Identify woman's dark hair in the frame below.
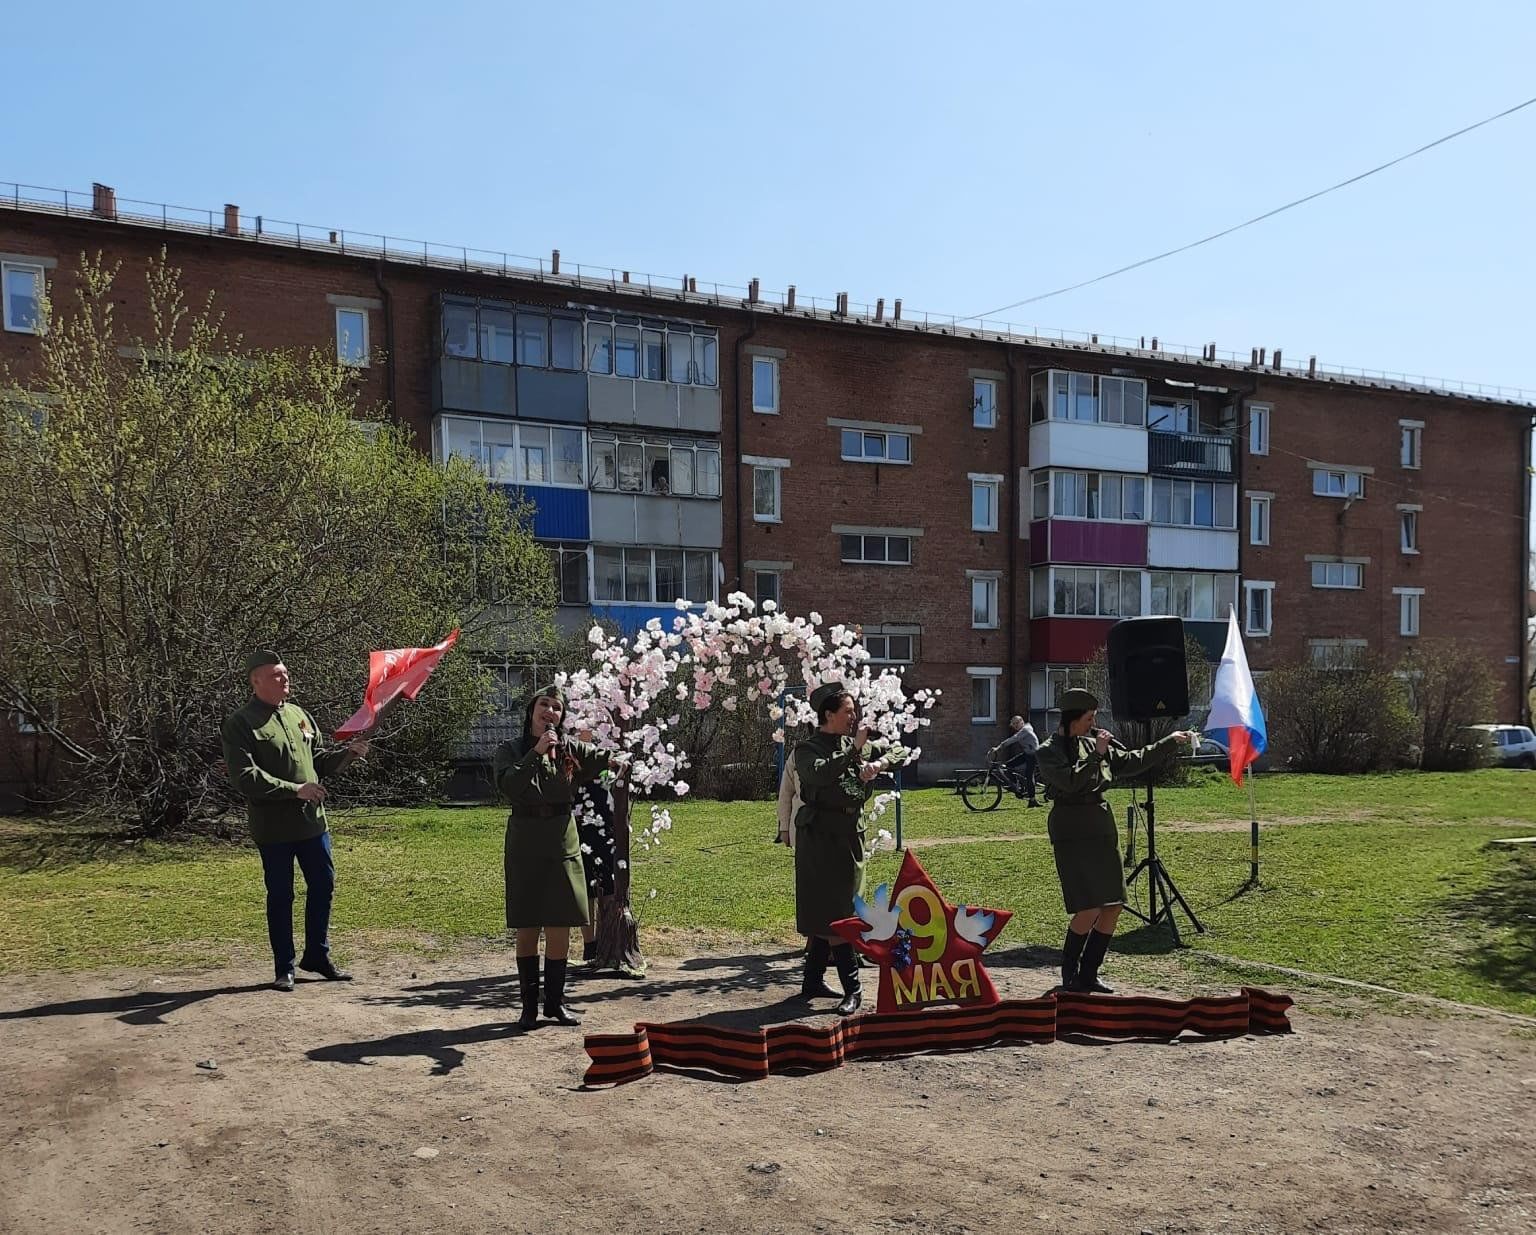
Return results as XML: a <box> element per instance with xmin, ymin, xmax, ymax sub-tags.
<box><xmin>816</xmin><ymin>691</ymin><xmax>853</xmax><ymax>726</ymax></box>
<box><xmin>1059</xmin><ymin>707</ymin><xmax>1089</xmax><ymax>735</ymax></box>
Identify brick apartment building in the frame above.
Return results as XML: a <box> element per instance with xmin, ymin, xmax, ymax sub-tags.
<box><xmin>1</xmin><ymin>182</ymin><xmax>1531</xmax><ymax>798</ymax></box>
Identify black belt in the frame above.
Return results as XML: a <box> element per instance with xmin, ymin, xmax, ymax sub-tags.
<box><xmin>515</xmin><ymin>803</ymin><xmax>573</xmax><ymax>819</ymax></box>
<box><xmin>814</xmin><ymin>804</ymin><xmax>863</xmax><ymax>818</ymax></box>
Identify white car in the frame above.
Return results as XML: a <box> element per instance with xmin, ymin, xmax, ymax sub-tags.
<box><xmin>1462</xmin><ymin>724</ymin><xmax>1536</xmax><ymax>769</ymax></box>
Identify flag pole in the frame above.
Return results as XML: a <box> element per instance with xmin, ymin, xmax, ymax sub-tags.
<box><xmin>1246</xmin><ymin>769</ymin><xmax>1259</xmax><ymax>886</ymax></box>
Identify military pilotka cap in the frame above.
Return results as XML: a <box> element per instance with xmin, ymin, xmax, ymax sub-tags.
<box><xmin>244</xmin><ymin>649</ymin><xmax>283</xmax><ymax>673</ymax></box>
<box><xmin>808</xmin><ymin>682</ymin><xmax>849</xmax><ymax>711</ymax></box>
<box><xmin>1058</xmin><ymin>688</ymin><xmax>1100</xmax><ymax>711</ymax></box>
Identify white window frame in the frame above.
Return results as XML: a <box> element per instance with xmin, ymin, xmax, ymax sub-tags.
<box><xmin>2</xmin><ymin>261</ymin><xmax>45</xmax><ymax>335</ymax></box>
<box><xmin>1243</xmin><ymin>581</ymin><xmax>1274</xmax><ymax>637</ymax></box>
<box><xmin>588</xmin><ymin>432</ymin><xmax>720</xmax><ymax>499</ymax></box>
<box><xmin>1150</xmin><ymin>477</ymin><xmax>1239</xmax><ymax>530</ymax></box>
<box><xmin>1249</xmin><ymin>493</ymin><xmax>1271</xmax><ymax>546</ymax></box>
<box><xmin>335</xmin><ymin>307</ymin><xmax>369</xmax><ymax>367</ymax></box>
<box><xmin>590</xmin><ymin>545</ymin><xmax>718</xmax><ymax>606</ymax></box>
<box><xmin>1248</xmin><ymin>403</ymin><xmax>1270</xmax><ymax>456</ymax></box>
<box><xmin>1398</xmin><ymin>504</ymin><xmax>1421</xmax><ymax>555</ymax></box>
<box><xmin>967</xmin><ymin>667</ymin><xmax>1002</xmax><ymax>725</ymax></box>
<box><xmin>752</xmin><ymin>465</ymin><xmax>782</xmax><ymax>523</ymax></box>
<box><xmin>1038</xmin><ymin>469</ymin><xmax>1148</xmax><ymax>523</ymax></box>
<box><xmin>839</xmin><ymin>532</ymin><xmax>914</xmax><ymax>566</ymax></box>
<box><xmin>970</xmin><ymin>573</ymin><xmax>1000</xmax><ymax>629</ymax></box>
<box><xmin>1394</xmin><ymin>587</ymin><xmax>1423</xmax><ymax>637</ymax></box>
<box><xmin>1034</xmin><ymin>566</ymin><xmax>1149</xmax><ymax>620</ymax></box>
<box><xmin>1147</xmin><ymin>570</ymin><xmax>1238</xmax><ymax>621</ymax></box>
<box><xmin>1312</xmin><ymin>468</ymin><xmax>1366</xmax><ymax>499</ymax></box>
<box><xmin>972</xmin><ymin>378</ymin><xmax>998</xmax><ymax>430</ymax></box>
<box><xmin>1399</xmin><ymin>420</ymin><xmax>1423</xmax><ymax>470</ymax></box>
<box><xmin>751</xmin><ymin>355</ymin><xmax>779</xmax><ymax>413</ymax></box>
<box><xmin>435</xmin><ymin>415</ymin><xmax>588</xmax><ymax>489</ymax></box>
<box><xmin>970</xmin><ymin>474</ymin><xmax>1001</xmax><ymax>532</ymax></box>
<box><xmin>840</xmin><ymin>428</ymin><xmax>913</xmax><ymax>465</ymax></box>
<box><xmin>1310</xmin><ymin>560</ymin><xmax>1364</xmax><ymax>589</ymax></box>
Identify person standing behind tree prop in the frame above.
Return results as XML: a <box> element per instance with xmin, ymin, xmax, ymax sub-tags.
<box><xmin>793</xmin><ymin>682</ymin><xmax>909</xmax><ymax>1015</ymax></box>
<box><xmin>494</xmin><ymin>685</ymin><xmax>620</xmax><ymax>1028</ymax></box>
<box><xmin>1034</xmin><ymin>688</ymin><xmax>1197</xmax><ymax>994</ymax></box>
<box><xmin>221</xmin><ymin>650</ymin><xmax>370</xmax><ymax>993</ymax></box>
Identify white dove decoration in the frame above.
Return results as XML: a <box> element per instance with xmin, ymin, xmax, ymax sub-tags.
<box><xmin>853</xmin><ymin>882</ymin><xmax>902</xmax><ymax>942</ymax></box>
<box><xmin>953</xmin><ymin>905</ymin><xmax>995</xmax><ymax>947</ymax></box>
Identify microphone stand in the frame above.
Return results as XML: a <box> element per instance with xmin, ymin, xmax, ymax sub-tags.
<box><xmin>1118</xmin><ymin>728</ymin><xmax>1204</xmax><ymax>943</ymax></box>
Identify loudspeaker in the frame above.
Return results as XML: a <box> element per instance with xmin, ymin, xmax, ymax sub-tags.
<box><xmin>1107</xmin><ymin>616</ymin><xmax>1189</xmax><ymax>721</ymax></box>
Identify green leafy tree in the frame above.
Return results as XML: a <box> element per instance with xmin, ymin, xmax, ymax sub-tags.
<box><xmin>0</xmin><ymin>254</ymin><xmax>554</xmax><ymax>832</ymax></box>
<box><xmin>1261</xmin><ymin>651</ymin><xmax>1416</xmax><ymax>773</ymax></box>
<box><xmin>1398</xmin><ymin>640</ymin><xmax>1498</xmax><ymax>771</ymax></box>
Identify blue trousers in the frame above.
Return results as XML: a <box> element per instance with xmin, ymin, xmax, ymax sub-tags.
<box><xmin>257</xmin><ymin>832</ymin><xmax>335</xmax><ymax>977</ymax></box>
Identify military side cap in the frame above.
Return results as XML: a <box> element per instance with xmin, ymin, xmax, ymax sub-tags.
<box><xmin>244</xmin><ymin>649</ymin><xmax>283</xmax><ymax>673</ymax></box>
<box><xmin>809</xmin><ymin>682</ymin><xmax>848</xmax><ymax>711</ymax></box>
<box><xmin>1058</xmin><ymin>687</ymin><xmax>1100</xmax><ymax>712</ymax></box>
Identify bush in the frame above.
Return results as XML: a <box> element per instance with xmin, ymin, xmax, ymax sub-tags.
<box><xmin>1397</xmin><ymin>641</ymin><xmax>1499</xmax><ymax>771</ymax></box>
<box><xmin>1262</xmin><ymin>653</ymin><xmax>1416</xmax><ymax>772</ymax></box>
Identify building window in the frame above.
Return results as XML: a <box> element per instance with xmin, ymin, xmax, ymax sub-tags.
<box><xmin>840</xmin><ymin>428</ymin><xmax>912</xmax><ymax>464</ymax></box>
<box><xmin>971</xmin><ymin>476</ymin><xmax>1000</xmax><ymax>532</ymax></box>
<box><xmin>1308</xmin><ymin>639</ymin><xmax>1367</xmax><ymax>670</ymax></box>
<box><xmin>1311</xmin><ymin>561</ymin><xmax>1364</xmax><ymax>589</ymax></box>
<box><xmin>864</xmin><ymin>633</ymin><xmax>916</xmax><ymax>664</ymax></box>
<box><xmin>973</xmin><ymin>378</ymin><xmax>998</xmax><ymax>429</ymax></box>
<box><xmin>1148</xmin><ymin>571</ymin><xmax>1239</xmax><ymax>621</ymax></box>
<box><xmin>3</xmin><ymin>262</ymin><xmax>44</xmax><ymax>334</ymax></box>
<box><xmin>1400</xmin><ymin>508</ymin><xmax>1420</xmax><ymax>554</ymax></box>
<box><xmin>1248</xmin><ymin>403</ymin><xmax>1270</xmax><ymax>455</ymax></box>
<box><xmin>1400</xmin><ymin>421</ymin><xmax>1423</xmax><ymax>470</ymax></box>
<box><xmin>335</xmin><ymin>308</ymin><xmax>369</xmax><ymax>367</ymax></box>
<box><xmin>753</xmin><ymin>466</ymin><xmax>781</xmax><ymax>522</ymax></box>
<box><xmin>1148</xmin><ymin>398</ymin><xmax>1196</xmax><ymax>433</ymax></box>
<box><xmin>1395</xmin><ymin>588</ymin><xmax>1423</xmax><ymax>637</ymax></box>
<box><xmin>1249</xmin><ymin>495</ymin><xmax>1271</xmax><ymax>546</ymax></box>
<box><xmin>546</xmin><ymin>544</ymin><xmax>591</xmax><ymax>605</ymax></box>
<box><xmin>752</xmin><ymin>356</ymin><xmax>779</xmax><ymax>413</ymax></box>
<box><xmin>1031</xmin><ymin>666</ymin><xmax>1088</xmax><ymax>712</ymax></box>
<box><xmin>435</xmin><ymin>416</ymin><xmax>587</xmax><ymax>488</ymax></box>
<box><xmin>1029</xmin><ymin>370</ymin><xmax>1147</xmax><ymax>426</ymax></box>
<box><xmin>840</xmin><ymin>533</ymin><xmax>913</xmax><ymax>565</ymax></box>
<box><xmin>1032</xmin><ymin>566</ymin><xmax>1146</xmax><ymax>619</ymax></box>
<box><xmin>592</xmin><ymin>546</ymin><xmax>716</xmax><ymax>605</ymax></box>
<box><xmin>1150</xmin><ymin>478</ymin><xmax>1238</xmax><ymax>529</ymax></box>
<box><xmin>588</xmin><ymin>434</ymin><xmax>720</xmax><ymax>498</ymax></box>
<box><xmin>1243</xmin><ymin>581</ymin><xmax>1274</xmax><ymax>637</ymax></box>
<box><xmin>971</xmin><ymin>576</ymin><xmax>1000</xmax><ymax>628</ymax></box>
<box><xmin>968</xmin><ymin>670</ymin><xmax>1000</xmax><ymax>724</ymax></box>
<box><xmin>754</xmin><ymin>570</ymin><xmax>780</xmax><ymax>610</ymax></box>
<box><xmin>1312</xmin><ymin>469</ymin><xmax>1365</xmax><ymax>499</ymax></box>
<box><xmin>1036</xmin><ymin>470</ymin><xmax>1147</xmax><ymax>522</ymax></box>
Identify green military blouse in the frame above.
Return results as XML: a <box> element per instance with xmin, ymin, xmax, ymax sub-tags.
<box><xmin>221</xmin><ymin>698</ymin><xmax>352</xmax><ymax>845</ymax></box>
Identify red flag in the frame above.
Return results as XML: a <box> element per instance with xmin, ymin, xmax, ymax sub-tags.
<box><xmin>333</xmin><ymin>629</ymin><xmax>460</xmax><ymax>739</ymax></box>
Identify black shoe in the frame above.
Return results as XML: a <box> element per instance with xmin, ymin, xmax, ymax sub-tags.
<box><xmin>581</xmin><ymin>938</ymin><xmax>598</xmax><ymax>964</ymax></box>
<box><xmin>516</xmin><ymin>955</ymin><xmax>540</xmax><ymax>1029</ymax></box>
<box><xmin>799</xmin><ymin>937</ymin><xmax>838</xmax><ymax>998</ymax></box>
<box><xmin>1074</xmin><ymin>929</ymin><xmax>1115</xmax><ymax>995</ymax></box>
<box><xmin>298</xmin><ymin>958</ymin><xmax>353</xmax><ymax>982</ymax></box>
<box><xmin>273</xmin><ymin>972</ymin><xmax>295</xmax><ymax>992</ymax></box>
<box><xmin>1073</xmin><ymin>976</ymin><xmax>1115</xmax><ymax>995</ymax></box>
<box><xmin>832</xmin><ymin>943</ymin><xmax>863</xmax><ymax>1017</ymax></box>
<box><xmin>542</xmin><ymin>958</ymin><xmax>582</xmax><ymax>1026</ymax></box>
<box><xmin>1060</xmin><ymin>929</ymin><xmax>1089</xmax><ymax>991</ymax></box>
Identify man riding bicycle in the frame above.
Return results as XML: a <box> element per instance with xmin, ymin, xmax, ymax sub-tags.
<box><xmin>988</xmin><ymin>715</ymin><xmax>1040</xmax><ymax>807</ymax></box>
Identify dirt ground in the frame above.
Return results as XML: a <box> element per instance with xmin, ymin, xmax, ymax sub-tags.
<box><xmin>2</xmin><ymin>944</ymin><xmax>1534</xmax><ymax>1235</ymax></box>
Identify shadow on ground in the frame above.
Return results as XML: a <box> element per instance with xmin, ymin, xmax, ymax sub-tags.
<box><xmin>1443</xmin><ymin>845</ymin><xmax>1536</xmax><ymax>995</ymax></box>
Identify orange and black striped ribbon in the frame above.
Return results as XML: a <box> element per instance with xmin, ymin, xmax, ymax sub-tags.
<box><xmin>581</xmin><ymin>987</ymin><xmax>1293</xmax><ymax>1087</ymax></box>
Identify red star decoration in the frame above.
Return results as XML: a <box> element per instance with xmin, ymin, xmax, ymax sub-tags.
<box><xmin>830</xmin><ymin>849</ymin><xmax>1012</xmax><ymax>1015</ymax></box>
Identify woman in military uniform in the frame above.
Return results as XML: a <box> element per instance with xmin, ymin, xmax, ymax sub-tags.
<box><xmin>494</xmin><ymin>685</ymin><xmax>618</xmax><ymax>1028</ymax></box>
<box><xmin>792</xmin><ymin>682</ymin><xmax>907</xmax><ymax>1015</ymax></box>
<box><xmin>1034</xmin><ymin>688</ymin><xmax>1196</xmax><ymax>994</ymax></box>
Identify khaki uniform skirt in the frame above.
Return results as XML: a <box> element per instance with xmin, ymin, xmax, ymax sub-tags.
<box><xmin>1046</xmin><ymin>799</ymin><xmax>1126</xmax><ymax>913</ymax></box>
<box><xmin>504</xmin><ymin>806</ymin><xmax>590</xmax><ymax>929</ymax></box>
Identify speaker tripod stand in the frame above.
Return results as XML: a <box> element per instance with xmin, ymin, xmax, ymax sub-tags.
<box><xmin>1122</xmin><ymin>779</ymin><xmax>1203</xmax><ymax>942</ymax></box>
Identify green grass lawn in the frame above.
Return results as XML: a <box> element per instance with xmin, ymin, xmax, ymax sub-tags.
<box><xmin>2</xmin><ymin>771</ymin><xmax>1533</xmax><ymax>1013</ymax></box>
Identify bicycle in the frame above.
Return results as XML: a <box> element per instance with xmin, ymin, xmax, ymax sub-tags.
<box><xmin>958</xmin><ymin>755</ymin><xmax>1037</xmax><ymax>812</ymax></box>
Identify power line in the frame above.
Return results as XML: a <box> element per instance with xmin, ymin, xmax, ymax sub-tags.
<box><xmin>967</xmin><ymin>94</ymin><xmax>1536</xmax><ymax>320</ymax></box>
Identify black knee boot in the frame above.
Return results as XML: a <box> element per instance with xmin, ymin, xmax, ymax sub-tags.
<box><xmin>800</xmin><ymin>936</ymin><xmax>838</xmax><ymax>999</ymax></box>
<box><xmin>1061</xmin><ymin>929</ymin><xmax>1089</xmax><ymax>991</ymax></box>
<box><xmin>543</xmin><ymin>958</ymin><xmax>581</xmax><ymax>1026</ymax></box>
<box><xmin>1075</xmin><ymin>929</ymin><xmax>1115</xmax><ymax>994</ymax></box>
<box><xmin>832</xmin><ymin>943</ymin><xmax>863</xmax><ymax>1017</ymax></box>
<box><xmin>516</xmin><ymin>955</ymin><xmax>540</xmax><ymax>1029</ymax></box>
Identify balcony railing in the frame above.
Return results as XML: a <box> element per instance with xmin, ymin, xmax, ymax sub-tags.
<box><xmin>1148</xmin><ymin>431</ymin><xmax>1235</xmax><ymax>479</ymax></box>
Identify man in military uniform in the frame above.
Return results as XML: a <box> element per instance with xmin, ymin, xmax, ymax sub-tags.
<box><xmin>221</xmin><ymin>650</ymin><xmax>370</xmax><ymax>991</ymax></box>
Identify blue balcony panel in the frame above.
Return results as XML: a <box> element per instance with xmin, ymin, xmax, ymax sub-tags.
<box><xmin>501</xmin><ymin>483</ymin><xmax>589</xmax><ymax>541</ymax></box>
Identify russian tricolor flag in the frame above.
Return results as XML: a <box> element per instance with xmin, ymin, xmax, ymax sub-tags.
<box><xmin>1204</xmin><ymin>607</ymin><xmax>1267</xmax><ymax>786</ymax></box>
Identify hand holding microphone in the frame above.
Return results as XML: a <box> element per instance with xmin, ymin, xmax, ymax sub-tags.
<box><xmin>534</xmin><ymin>723</ymin><xmax>560</xmax><ymax>758</ymax></box>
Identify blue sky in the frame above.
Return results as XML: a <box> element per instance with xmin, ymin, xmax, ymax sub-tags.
<box><xmin>7</xmin><ymin>0</ymin><xmax>1536</xmax><ymax>394</ymax></box>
